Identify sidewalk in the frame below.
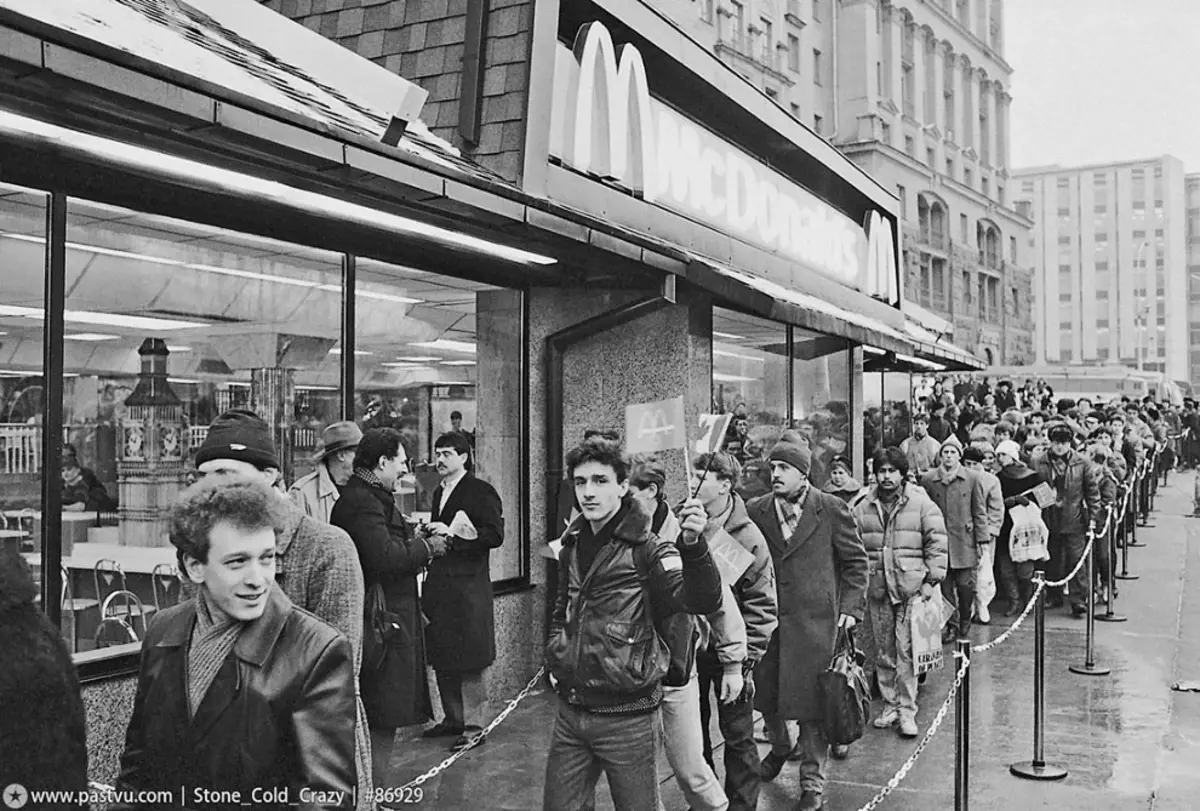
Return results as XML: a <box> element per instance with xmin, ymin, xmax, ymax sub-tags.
<box><xmin>383</xmin><ymin>471</ymin><xmax>1200</xmax><ymax>810</ymax></box>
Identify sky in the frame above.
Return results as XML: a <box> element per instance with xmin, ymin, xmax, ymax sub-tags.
<box><xmin>1006</xmin><ymin>0</ymin><xmax>1200</xmax><ymax>173</ymax></box>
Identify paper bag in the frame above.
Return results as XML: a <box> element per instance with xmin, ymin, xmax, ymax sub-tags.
<box><xmin>448</xmin><ymin>510</ymin><xmax>478</xmax><ymax>540</ymax></box>
<box><xmin>911</xmin><ymin>595</ymin><xmax>945</xmax><ymax>675</ymax></box>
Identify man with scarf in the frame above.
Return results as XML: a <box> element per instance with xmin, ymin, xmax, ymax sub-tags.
<box><xmin>746</xmin><ymin>441</ymin><xmax>867</xmax><ymax>811</ymax></box>
<box><xmin>114</xmin><ymin>479</ymin><xmax>356</xmax><ymax>809</ymax></box>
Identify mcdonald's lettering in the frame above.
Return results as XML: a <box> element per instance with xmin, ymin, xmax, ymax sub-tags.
<box><xmin>553</xmin><ymin>22</ymin><xmax>899</xmax><ymax>300</ymax></box>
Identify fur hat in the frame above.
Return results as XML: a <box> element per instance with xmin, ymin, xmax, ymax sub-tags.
<box><xmin>194</xmin><ymin>409</ymin><xmax>279</xmax><ymax>471</ymax></box>
<box><xmin>768</xmin><ymin>441</ymin><xmax>811</xmax><ymax>477</ymax></box>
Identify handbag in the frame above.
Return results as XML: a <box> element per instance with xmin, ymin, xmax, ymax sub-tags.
<box><xmin>817</xmin><ymin>626</ymin><xmax>871</xmax><ymax>746</ymax></box>
<box><xmin>363</xmin><ymin>582</ymin><xmax>403</xmax><ymax>673</ymax></box>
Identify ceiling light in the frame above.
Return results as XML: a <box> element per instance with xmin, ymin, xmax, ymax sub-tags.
<box><xmin>382</xmin><ymin>362</ymin><xmax>431</xmax><ymax>368</ymax></box>
<box><xmin>0</xmin><ymin>303</ymin><xmax>205</xmax><ymax>331</ymax></box>
<box><xmin>713</xmin><ymin>372</ymin><xmax>756</xmax><ymax>383</ymax></box>
<box><xmin>395</xmin><ymin>355</ymin><xmax>440</xmax><ymax>362</ymax></box>
<box><xmin>411</xmin><ymin>339</ymin><xmax>476</xmax><ymax>353</ymax></box>
<box><xmin>713</xmin><ymin>349</ymin><xmax>764</xmax><ymax>362</ymax></box>
<box><xmin>714</xmin><ymin>331</ymin><xmax>746</xmax><ymax>340</ymax></box>
<box><xmin>64</xmin><ymin>333</ymin><xmax>121</xmax><ymax>342</ymax></box>
<box><xmin>329</xmin><ymin>348</ymin><xmax>373</xmax><ymax>356</ymax></box>
<box><xmin>296</xmin><ymin>385</ymin><xmax>339</xmax><ymax>391</ymax></box>
<box><xmin>0</xmin><ymin>111</ymin><xmax>557</xmax><ymax>266</ymax></box>
<box><xmin>315</xmin><ymin>284</ymin><xmax>423</xmax><ymax>305</ymax></box>
<box><xmin>166</xmin><ymin>345</ymin><xmax>192</xmax><ymax>352</ymax></box>
<box><xmin>440</xmin><ymin>360</ymin><xmax>476</xmax><ymax>366</ymax></box>
<box><xmin>167</xmin><ymin>377</ymin><xmax>200</xmax><ymax>384</ymax></box>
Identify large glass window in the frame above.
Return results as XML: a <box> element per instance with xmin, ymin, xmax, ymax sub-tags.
<box><xmin>353</xmin><ymin>260</ymin><xmax>525</xmax><ymax>583</ymax></box>
<box><xmin>792</xmin><ymin>328</ymin><xmax>852</xmax><ymax>488</ymax></box>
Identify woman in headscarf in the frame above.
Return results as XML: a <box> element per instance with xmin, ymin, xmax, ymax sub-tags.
<box><xmin>822</xmin><ymin>455</ymin><xmax>863</xmax><ymax>503</ymax></box>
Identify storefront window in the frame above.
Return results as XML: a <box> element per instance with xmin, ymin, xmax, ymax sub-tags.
<box><xmin>58</xmin><ymin>198</ymin><xmax>344</xmax><ymax>658</ymax></box>
<box><xmin>792</xmin><ymin>329</ymin><xmax>852</xmax><ymax>488</ymax></box>
<box><xmin>353</xmin><ymin>259</ymin><xmax>525</xmax><ymax>583</ymax></box>
<box><xmin>0</xmin><ymin>183</ymin><xmax>47</xmax><ymax>611</ymax></box>
<box><xmin>712</xmin><ymin>308</ymin><xmax>788</xmax><ymax>500</ymax></box>
<box><xmin>863</xmin><ymin>371</ymin><xmax>914</xmax><ymax>475</ymax></box>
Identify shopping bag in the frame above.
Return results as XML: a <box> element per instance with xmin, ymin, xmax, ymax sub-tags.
<box><xmin>818</xmin><ymin>627</ymin><xmax>871</xmax><ymax>746</ymax></box>
<box><xmin>1009</xmin><ymin>503</ymin><xmax>1050</xmax><ymax>563</ymax></box>
<box><xmin>448</xmin><ymin>509</ymin><xmax>479</xmax><ymax>540</ymax></box>
<box><xmin>911</xmin><ymin>594</ymin><xmax>945</xmax><ymax>675</ymax></box>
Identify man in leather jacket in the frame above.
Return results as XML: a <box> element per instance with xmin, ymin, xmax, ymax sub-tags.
<box><xmin>114</xmin><ymin>479</ymin><xmax>356</xmax><ymax>810</ymax></box>
<box><xmin>544</xmin><ymin>436</ymin><xmax>722</xmax><ymax>811</ymax></box>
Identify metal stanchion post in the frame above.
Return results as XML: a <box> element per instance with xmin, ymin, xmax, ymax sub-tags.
<box><xmin>1010</xmin><ymin>572</ymin><xmax>1069</xmax><ymax>781</ymax></box>
<box><xmin>1070</xmin><ymin>530</ymin><xmax>1111</xmax><ymax>676</ymax></box>
<box><xmin>1139</xmin><ymin>463</ymin><xmax>1152</xmax><ymax>526</ymax></box>
<box><xmin>1096</xmin><ymin>518</ymin><xmax>1128</xmax><ymax>622</ymax></box>
<box><xmin>1129</xmin><ymin>475</ymin><xmax>1146</xmax><ymax>547</ymax></box>
<box><xmin>955</xmin><ymin>639</ymin><xmax>971</xmax><ymax>811</ymax></box>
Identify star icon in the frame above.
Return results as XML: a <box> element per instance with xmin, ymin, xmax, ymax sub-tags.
<box><xmin>2</xmin><ymin>784</ymin><xmax>28</xmax><ymax>810</ymax></box>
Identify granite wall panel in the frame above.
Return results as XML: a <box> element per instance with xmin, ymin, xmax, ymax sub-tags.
<box><xmin>82</xmin><ymin>675</ymin><xmax>137</xmax><ymax>786</ymax></box>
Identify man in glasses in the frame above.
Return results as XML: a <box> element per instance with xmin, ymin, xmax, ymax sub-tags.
<box><xmin>192</xmin><ymin>409</ymin><xmax>372</xmax><ymax>810</ymax></box>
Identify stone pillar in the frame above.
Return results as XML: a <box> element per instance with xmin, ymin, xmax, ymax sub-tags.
<box><xmin>250</xmin><ymin>367</ymin><xmax>296</xmax><ymax>480</ymax></box>
<box><xmin>961</xmin><ymin>56</ymin><xmax>975</xmax><ymax>151</ymax></box>
<box><xmin>888</xmin><ymin>10</ymin><xmax>904</xmax><ymax>112</ymax></box>
<box><xmin>912</xmin><ymin>25</ymin><xmax>927</xmax><ymax>124</ymax></box>
<box><xmin>117</xmin><ymin>339</ymin><xmax>187</xmax><ymax>548</ymax></box>
<box><xmin>932</xmin><ymin>40</ymin><xmax>947</xmax><ymax>135</ymax></box>
<box><xmin>997</xmin><ymin>91</ymin><xmax>1010</xmax><ymax>169</ymax></box>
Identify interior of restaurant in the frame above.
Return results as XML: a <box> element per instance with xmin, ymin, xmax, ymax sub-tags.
<box><xmin>0</xmin><ymin>181</ymin><xmax>524</xmax><ymax>652</ymax></box>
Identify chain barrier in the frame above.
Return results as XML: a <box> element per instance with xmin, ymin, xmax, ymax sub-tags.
<box><xmin>853</xmin><ymin>648</ymin><xmax>972</xmax><ymax>811</ymax></box>
<box><xmin>384</xmin><ymin>665</ymin><xmax>547</xmax><ymax>798</ymax></box>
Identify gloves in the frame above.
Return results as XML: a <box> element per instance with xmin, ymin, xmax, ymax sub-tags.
<box><xmin>1005</xmin><ymin>495</ymin><xmax>1031</xmax><ymax>508</ymax></box>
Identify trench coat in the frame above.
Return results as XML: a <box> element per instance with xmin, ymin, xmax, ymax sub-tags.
<box><xmin>331</xmin><ymin>475</ymin><xmax>434</xmax><ymax>731</ymax></box>
<box><xmin>423</xmin><ymin>472</ymin><xmax>505</xmax><ymax>673</ymax></box>
<box><xmin>746</xmin><ymin>488</ymin><xmax>869</xmax><ymax>722</ymax></box>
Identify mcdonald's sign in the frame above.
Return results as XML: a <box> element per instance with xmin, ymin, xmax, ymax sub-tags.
<box><xmin>549</xmin><ymin>22</ymin><xmax>901</xmax><ymax>306</ymax></box>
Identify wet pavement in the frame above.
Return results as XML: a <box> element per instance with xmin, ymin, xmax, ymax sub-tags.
<box><xmin>383</xmin><ymin>471</ymin><xmax>1200</xmax><ymax>810</ymax></box>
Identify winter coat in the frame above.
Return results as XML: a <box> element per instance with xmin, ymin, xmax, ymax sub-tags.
<box><xmin>700</xmin><ymin>493</ymin><xmax>778</xmax><ymax>666</ymax></box>
<box><xmin>0</xmin><ymin>549</ymin><xmax>88</xmax><ymax>808</ymax></box>
<box><xmin>997</xmin><ymin>462</ymin><xmax>1046</xmax><ymax>548</ymax></box>
<box><xmin>901</xmin><ymin>435</ymin><xmax>942</xmax><ymax>477</ymax></box>
<box><xmin>746</xmin><ymin>488</ymin><xmax>869</xmax><ymax>722</ymax></box>
<box><xmin>331</xmin><ymin>475</ymin><xmax>433</xmax><ymax>730</ymax></box>
<box><xmin>822</xmin><ymin>477</ymin><xmax>864</xmax><ymax>503</ymax></box>
<box><xmin>852</xmin><ymin>484</ymin><xmax>948</xmax><ymax>604</ymax></box>
<box><xmin>976</xmin><ymin>468</ymin><xmax>1005</xmax><ymax>540</ymax></box>
<box><xmin>423</xmin><ymin>472</ymin><xmax>504</xmax><ymax>673</ymax></box>
<box><xmin>115</xmin><ymin>586</ymin><xmax>356</xmax><ymax>810</ymax></box>
<box><xmin>545</xmin><ymin>495</ymin><xmax>722</xmax><ymax>711</ymax></box>
<box><xmin>920</xmin><ymin>465</ymin><xmax>989</xmax><ymax>569</ymax></box>
<box><xmin>288</xmin><ymin>462</ymin><xmax>340</xmax><ymax>524</ymax></box>
<box><xmin>1032</xmin><ymin>448</ymin><xmax>1102</xmax><ymax>536</ymax></box>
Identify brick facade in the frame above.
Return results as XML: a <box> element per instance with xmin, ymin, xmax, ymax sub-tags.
<box><xmin>262</xmin><ymin>0</ymin><xmax>534</xmax><ymax>182</ymax></box>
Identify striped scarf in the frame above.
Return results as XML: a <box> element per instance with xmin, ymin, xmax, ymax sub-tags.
<box><xmin>186</xmin><ymin>590</ymin><xmax>243</xmax><ymax>718</ymax></box>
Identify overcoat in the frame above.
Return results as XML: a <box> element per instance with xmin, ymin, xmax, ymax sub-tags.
<box><xmin>423</xmin><ymin>472</ymin><xmax>505</xmax><ymax>672</ymax></box>
<box><xmin>331</xmin><ymin>475</ymin><xmax>434</xmax><ymax>730</ymax></box>
<box><xmin>746</xmin><ymin>487</ymin><xmax>869</xmax><ymax>722</ymax></box>
<box><xmin>919</xmin><ymin>465</ymin><xmax>988</xmax><ymax>569</ymax></box>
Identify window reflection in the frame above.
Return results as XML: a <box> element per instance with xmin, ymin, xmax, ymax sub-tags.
<box><xmin>862</xmin><ymin>371</ymin><xmax>914</xmax><ymax>477</ymax></box>
<box><xmin>792</xmin><ymin>330</ymin><xmax>852</xmax><ymax>489</ymax></box>
<box><xmin>353</xmin><ymin>260</ymin><xmax>524</xmax><ymax>582</ymax></box>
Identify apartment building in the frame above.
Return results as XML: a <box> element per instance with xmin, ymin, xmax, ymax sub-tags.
<box><xmin>643</xmin><ymin>0</ymin><xmax>1034</xmax><ymax>364</ymax></box>
<box><xmin>1187</xmin><ymin>174</ymin><xmax>1200</xmax><ymax>383</ymax></box>
<box><xmin>1014</xmin><ymin>157</ymin><xmax>1189</xmax><ymax>381</ymax></box>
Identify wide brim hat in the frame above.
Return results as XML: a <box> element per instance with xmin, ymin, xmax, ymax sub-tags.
<box><xmin>319</xmin><ymin>421</ymin><xmax>363</xmax><ymax>460</ymax></box>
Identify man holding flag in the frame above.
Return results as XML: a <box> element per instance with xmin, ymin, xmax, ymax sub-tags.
<box><xmin>690</xmin><ymin>448</ymin><xmax>778</xmax><ymax>811</ymax></box>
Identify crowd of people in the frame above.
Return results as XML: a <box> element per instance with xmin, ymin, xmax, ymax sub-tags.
<box><xmin>1</xmin><ymin>380</ymin><xmax>1190</xmax><ymax>811</ymax></box>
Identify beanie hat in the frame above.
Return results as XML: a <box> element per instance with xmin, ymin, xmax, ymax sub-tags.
<box><xmin>195</xmin><ymin>409</ymin><xmax>279</xmax><ymax>470</ymax></box>
<box><xmin>996</xmin><ymin>439</ymin><xmax>1022</xmax><ymax>460</ymax></box>
<box><xmin>768</xmin><ymin>441</ymin><xmax>811</xmax><ymax>477</ymax></box>
<box><xmin>962</xmin><ymin>445</ymin><xmax>986</xmax><ymax>464</ymax></box>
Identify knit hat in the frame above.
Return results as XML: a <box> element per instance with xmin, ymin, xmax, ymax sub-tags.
<box><xmin>195</xmin><ymin>409</ymin><xmax>279</xmax><ymax>470</ymax></box>
<box><xmin>769</xmin><ymin>441</ymin><xmax>811</xmax><ymax>477</ymax></box>
<box><xmin>938</xmin><ymin>434</ymin><xmax>963</xmax><ymax>457</ymax></box>
<box><xmin>996</xmin><ymin>439</ymin><xmax>1022</xmax><ymax>460</ymax></box>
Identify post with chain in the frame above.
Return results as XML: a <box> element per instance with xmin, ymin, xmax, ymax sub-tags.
<box><xmin>1010</xmin><ymin>572</ymin><xmax>1068</xmax><ymax>781</ymax></box>
<box><xmin>1139</xmin><ymin>460</ymin><xmax>1152</xmax><ymax>526</ymax></box>
<box><xmin>1096</xmin><ymin>512</ymin><xmax>1128</xmax><ymax>622</ymax></box>
<box><xmin>1116</xmin><ymin>484</ymin><xmax>1139</xmax><ymax>579</ymax></box>
<box><xmin>1069</xmin><ymin>526</ymin><xmax>1110</xmax><ymax>676</ymax></box>
<box><xmin>1128</xmin><ymin>474</ymin><xmax>1145</xmax><ymax>548</ymax></box>
<box><xmin>954</xmin><ymin>639</ymin><xmax>971</xmax><ymax>811</ymax></box>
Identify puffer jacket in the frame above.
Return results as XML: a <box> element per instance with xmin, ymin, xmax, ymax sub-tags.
<box><xmin>701</xmin><ymin>493</ymin><xmax>778</xmax><ymax>666</ymax></box>
<box><xmin>652</xmin><ymin>504</ymin><xmax>746</xmax><ymax>687</ymax></box>
<box><xmin>546</xmin><ymin>495</ymin><xmax>722</xmax><ymax>711</ymax></box>
<box><xmin>1032</xmin><ymin>448</ymin><xmax>1102</xmax><ymax>536</ymax></box>
<box><xmin>852</xmin><ymin>484</ymin><xmax>948</xmax><ymax>604</ymax></box>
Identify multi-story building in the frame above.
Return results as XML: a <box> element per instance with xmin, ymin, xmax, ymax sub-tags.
<box><xmin>1188</xmin><ymin>174</ymin><xmax>1200</xmax><ymax>384</ymax></box>
<box><xmin>646</xmin><ymin>0</ymin><xmax>1035</xmax><ymax>364</ymax></box>
<box><xmin>1015</xmin><ymin>158</ymin><xmax>1189</xmax><ymax>381</ymax></box>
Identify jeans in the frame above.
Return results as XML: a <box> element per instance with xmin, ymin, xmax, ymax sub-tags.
<box><xmin>543</xmin><ymin>698</ymin><xmax>660</xmax><ymax>811</ymax></box>
<box><xmin>762</xmin><ymin>714</ymin><xmax>829</xmax><ymax>796</ymax></box>
<box><xmin>435</xmin><ymin>668</ymin><xmax>488</xmax><ymax>730</ymax></box>
<box><xmin>660</xmin><ymin>675</ymin><xmax>727</xmax><ymax>811</ymax></box>
<box><xmin>867</xmin><ymin>594</ymin><xmax>917</xmax><ymax>719</ymax></box>
<box><xmin>941</xmin><ymin>566</ymin><xmax>977</xmax><ymax>633</ymax></box>
<box><xmin>697</xmin><ymin>652</ymin><xmax>760</xmax><ymax>811</ymax></box>
<box><xmin>995</xmin><ymin>535</ymin><xmax>1034</xmax><ymax>604</ymax></box>
<box><xmin>1058</xmin><ymin>532</ymin><xmax>1090</xmax><ymax>608</ymax></box>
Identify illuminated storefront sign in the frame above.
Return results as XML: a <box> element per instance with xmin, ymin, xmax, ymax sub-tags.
<box><xmin>549</xmin><ymin>21</ymin><xmax>900</xmax><ymax>304</ymax></box>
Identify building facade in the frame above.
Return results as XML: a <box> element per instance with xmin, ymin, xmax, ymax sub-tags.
<box><xmin>1015</xmin><ymin>157</ymin><xmax>1189</xmax><ymax>382</ymax></box>
<box><xmin>612</xmin><ymin>0</ymin><xmax>1034</xmax><ymax>365</ymax></box>
<box><xmin>1188</xmin><ymin>173</ymin><xmax>1200</xmax><ymax>384</ymax></box>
